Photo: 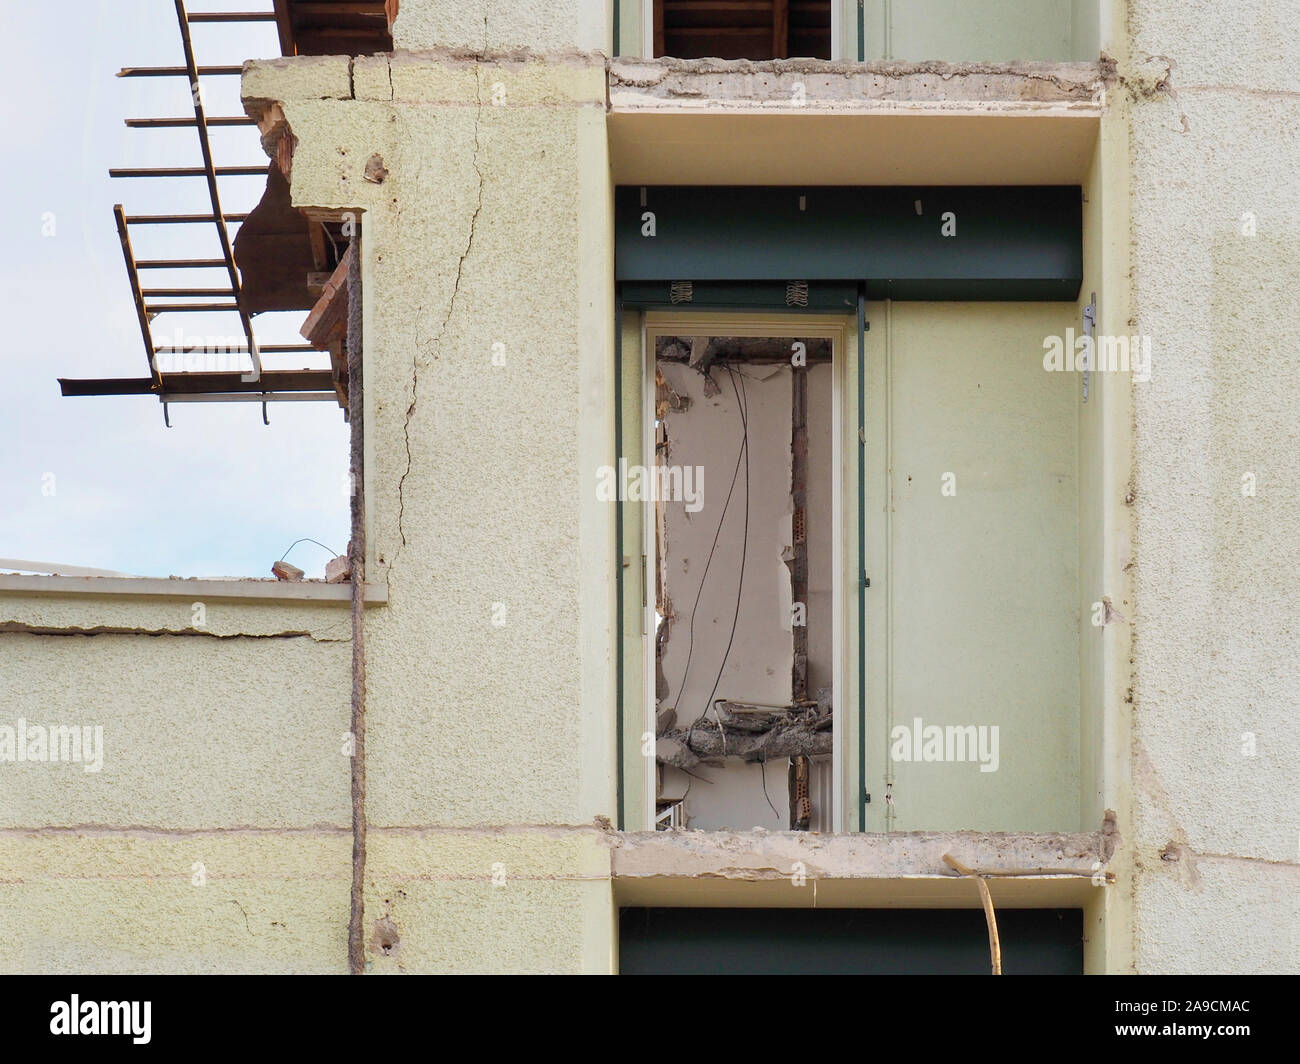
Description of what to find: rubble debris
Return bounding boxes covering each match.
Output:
[657,698,832,769]
[271,560,305,582]
[325,554,352,583]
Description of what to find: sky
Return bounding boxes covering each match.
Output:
[0,1,350,580]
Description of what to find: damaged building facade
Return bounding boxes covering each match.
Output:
[3,0,1298,973]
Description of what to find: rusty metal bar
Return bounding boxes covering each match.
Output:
[125,116,254,127]
[186,10,276,21]
[145,303,241,313]
[60,370,335,397]
[112,205,163,393]
[346,231,367,976]
[141,287,236,297]
[124,213,249,224]
[110,166,267,178]
[135,258,228,269]
[117,65,243,77]
[174,0,261,383]
[150,343,316,354]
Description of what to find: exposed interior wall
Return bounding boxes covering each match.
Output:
[654,356,834,831]
[1126,0,1300,973]
[657,361,795,719]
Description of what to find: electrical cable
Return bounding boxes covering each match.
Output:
[691,365,750,735]
[674,365,749,719]
[277,538,340,562]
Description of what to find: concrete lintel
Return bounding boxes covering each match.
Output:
[609,111,1100,185]
[610,57,1108,116]
[0,573,388,605]
[612,828,1111,908]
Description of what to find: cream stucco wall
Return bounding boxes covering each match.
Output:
[246,44,620,971]
[0,587,355,973]
[1125,0,1300,973]
[8,0,1297,976]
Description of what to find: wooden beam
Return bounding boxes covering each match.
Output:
[772,0,789,59]
[273,0,296,54]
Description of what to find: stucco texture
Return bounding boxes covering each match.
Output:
[1127,0,1300,972]
[235,43,618,971]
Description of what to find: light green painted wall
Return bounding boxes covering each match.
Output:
[0,592,354,973]
[620,0,1099,61]
[874,302,1081,831]
[867,0,1075,61]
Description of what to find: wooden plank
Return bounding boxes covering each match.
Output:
[273,0,296,54]
[663,26,770,36]
[654,0,665,57]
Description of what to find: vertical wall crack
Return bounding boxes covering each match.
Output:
[392,49,487,583]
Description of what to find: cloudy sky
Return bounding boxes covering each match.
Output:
[0,1,349,580]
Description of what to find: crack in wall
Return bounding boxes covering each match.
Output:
[0,622,341,642]
[391,22,488,588]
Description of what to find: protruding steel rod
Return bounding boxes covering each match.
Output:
[125,213,249,224]
[186,11,276,21]
[175,0,261,381]
[125,116,253,127]
[110,165,267,178]
[113,204,163,392]
[117,65,243,77]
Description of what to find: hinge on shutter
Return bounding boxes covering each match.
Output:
[1082,292,1096,403]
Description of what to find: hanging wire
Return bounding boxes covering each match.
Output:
[277,538,341,562]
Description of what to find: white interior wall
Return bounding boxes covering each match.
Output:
[658,358,836,831]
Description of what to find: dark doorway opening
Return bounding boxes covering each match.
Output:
[654,1,833,60]
[619,907,1084,974]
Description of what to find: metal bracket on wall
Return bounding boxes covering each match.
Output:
[1082,292,1096,403]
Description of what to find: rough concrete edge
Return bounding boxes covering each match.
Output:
[611,822,1117,881]
[610,55,1110,98]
